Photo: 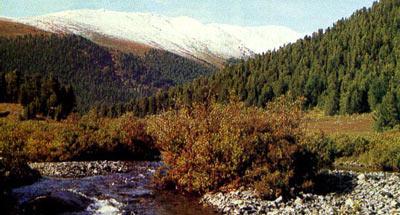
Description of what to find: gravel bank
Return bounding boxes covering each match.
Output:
[201,170,400,214]
[29,161,160,178]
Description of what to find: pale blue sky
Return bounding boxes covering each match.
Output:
[0,0,377,32]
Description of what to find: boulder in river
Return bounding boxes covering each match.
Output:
[21,191,93,214]
[0,160,41,188]
[0,156,41,213]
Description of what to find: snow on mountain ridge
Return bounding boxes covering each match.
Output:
[18,9,303,62]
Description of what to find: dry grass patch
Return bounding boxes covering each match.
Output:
[0,19,48,37]
[305,109,374,135]
[91,33,152,56]
[0,103,23,120]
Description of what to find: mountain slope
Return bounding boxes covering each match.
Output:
[18,9,303,64]
[116,0,400,119]
[0,34,216,112]
[90,33,152,57]
[0,18,48,37]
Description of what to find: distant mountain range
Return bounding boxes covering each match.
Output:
[0,10,305,113]
[14,9,303,65]
[0,18,216,112]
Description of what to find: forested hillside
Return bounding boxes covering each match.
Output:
[0,71,75,119]
[121,0,400,129]
[0,34,216,112]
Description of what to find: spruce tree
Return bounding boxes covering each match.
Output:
[374,89,400,131]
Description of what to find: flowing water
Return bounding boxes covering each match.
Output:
[12,162,218,215]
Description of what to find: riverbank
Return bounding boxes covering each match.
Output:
[29,161,160,178]
[21,161,400,215]
[201,170,400,214]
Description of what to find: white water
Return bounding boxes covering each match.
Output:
[87,198,123,215]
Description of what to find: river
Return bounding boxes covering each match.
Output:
[11,161,218,215]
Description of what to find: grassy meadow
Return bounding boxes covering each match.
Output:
[305,110,374,135]
[304,109,400,171]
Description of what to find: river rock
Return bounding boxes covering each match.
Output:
[1,158,41,188]
[294,197,303,205]
[1,156,41,214]
[345,198,354,208]
[29,161,160,178]
[275,196,283,204]
[22,191,93,214]
[357,173,366,182]
[201,170,400,214]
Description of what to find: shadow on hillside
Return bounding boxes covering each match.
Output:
[313,171,357,195]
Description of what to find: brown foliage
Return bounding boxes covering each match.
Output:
[0,111,158,162]
[147,96,321,199]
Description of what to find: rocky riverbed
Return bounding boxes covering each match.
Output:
[201,170,400,214]
[10,161,400,215]
[29,161,155,178]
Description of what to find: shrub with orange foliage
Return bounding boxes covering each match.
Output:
[147,96,322,199]
[0,111,158,162]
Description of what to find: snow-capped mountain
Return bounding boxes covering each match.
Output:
[18,9,303,63]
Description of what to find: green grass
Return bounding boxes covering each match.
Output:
[303,109,400,171]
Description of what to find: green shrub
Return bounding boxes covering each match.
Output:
[301,132,336,168]
[358,133,400,170]
[332,135,370,158]
[303,131,400,171]
[147,96,322,199]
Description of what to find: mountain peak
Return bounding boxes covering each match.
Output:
[17,9,304,64]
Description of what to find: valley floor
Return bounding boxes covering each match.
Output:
[2,104,400,214]
[15,161,400,215]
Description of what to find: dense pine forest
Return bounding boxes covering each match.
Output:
[0,34,216,113]
[0,71,75,119]
[116,0,400,130]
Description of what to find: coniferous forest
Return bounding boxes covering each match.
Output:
[117,0,400,130]
[0,34,216,113]
[0,70,75,119]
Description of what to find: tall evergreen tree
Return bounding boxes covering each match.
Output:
[374,88,400,130]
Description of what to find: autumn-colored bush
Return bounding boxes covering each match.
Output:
[147,96,322,199]
[0,120,41,213]
[69,111,157,161]
[0,111,158,162]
